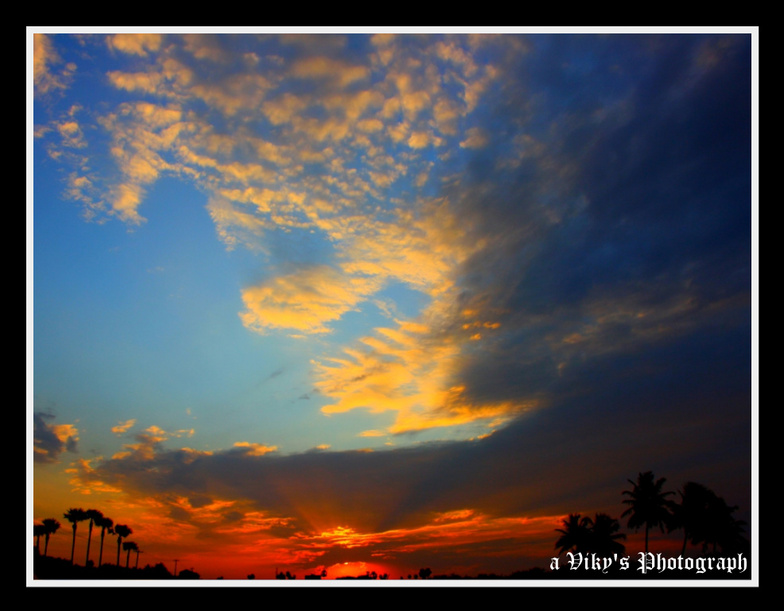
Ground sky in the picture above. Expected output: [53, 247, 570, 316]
[28, 28, 757, 583]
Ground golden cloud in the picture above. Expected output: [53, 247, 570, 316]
[239, 265, 382, 335]
[111, 419, 136, 435]
[40, 34, 529, 441]
[107, 70, 163, 95]
[290, 56, 369, 88]
[314, 304, 530, 435]
[107, 33, 163, 57]
[233, 441, 278, 456]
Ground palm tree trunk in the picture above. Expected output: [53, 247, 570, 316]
[98, 530, 105, 567]
[70, 524, 77, 564]
[44, 534, 50, 557]
[126, 548, 131, 568]
[644, 525, 649, 554]
[85, 521, 93, 566]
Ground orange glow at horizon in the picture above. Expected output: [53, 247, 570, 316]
[34, 473, 696, 581]
[323, 560, 396, 579]
[35, 472, 571, 579]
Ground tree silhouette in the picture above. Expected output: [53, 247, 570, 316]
[63, 508, 88, 565]
[668, 481, 749, 557]
[621, 471, 675, 554]
[95, 514, 114, 567]
[178, 567, 200, 579]
[114, 524, 132, 566]
[84, 509, 104, 567]
[554, 513, 593, 555]
[123, 540, 138, 568]
[669, 482, 715, 555]
[588, 513, 626, 556]
[34, 523, 46, 554]
[42, 518, 60, 558]
[699, 494, 748, 556]
[554, 513, 625, 556]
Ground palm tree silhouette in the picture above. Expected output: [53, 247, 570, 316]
[669, 481, 715, 555]
[123, 540, 138, 568]
[42, 518, 60, 557]
[34, 523, 45, 554]
[588, 513, 626, 556]
[555, 513, 626, 557]
[621, 471, 675, 554]
[95, 515, 114, 567]
[114, 524, 132, 566]
[554, 513, 594, 555]
[84, 508, 104, 567]
[63, 508, 88, 565]
[700, 494, 748, 556]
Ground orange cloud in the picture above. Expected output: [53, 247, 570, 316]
[239, 265, 382, 335]
[65, 457, 124, 495]
[107, 33, 163, 56]
[314, 307, 532, 435]
[286, 508, 563, 577]
[111, 419, 136, 435]
[232, 442, 278, 456]
[33, 34, 63, 94]
[41, 33, 536, 446]
[110, 424, 190, 460]
[290, 56, 369, 88]
[52, 423, 79, 444]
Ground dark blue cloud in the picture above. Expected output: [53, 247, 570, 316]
[33, 412, 78, 463]
[445, 32, 751, 389]
[430, 34, 753, 520]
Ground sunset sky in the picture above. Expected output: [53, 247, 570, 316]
[29, 28, 757, 583]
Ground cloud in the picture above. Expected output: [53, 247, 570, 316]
[34, 412, 79, 463]
[42, 33, 508, 231]
[313, 312, 533, 435]
[93, 101, 192, 224]
[107, 33, 163, 57]
[36, 34, 752, 561]
[56, 120, 86, 149]
[35, 32, 752, 415]
[239, 265, 383, 335]
[232, 441, 278, 456]
[292, 33, 753, 446]
[290, 56, 370, 88]
[419, 34, 753, 416]
[107, 70, 164, 95]
[111, 419, 136, 435]
[110, 425, 194, 461]
[73, 331, 751, 569]
[33, 34, 75, 95]
[459, 126, 488, 149]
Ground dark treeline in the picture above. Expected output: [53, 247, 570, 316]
[33, 554, 182, 580]
[31, 505, 194, 580]
[548, 471, 750, 579]
[553, 471, 749, 558]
